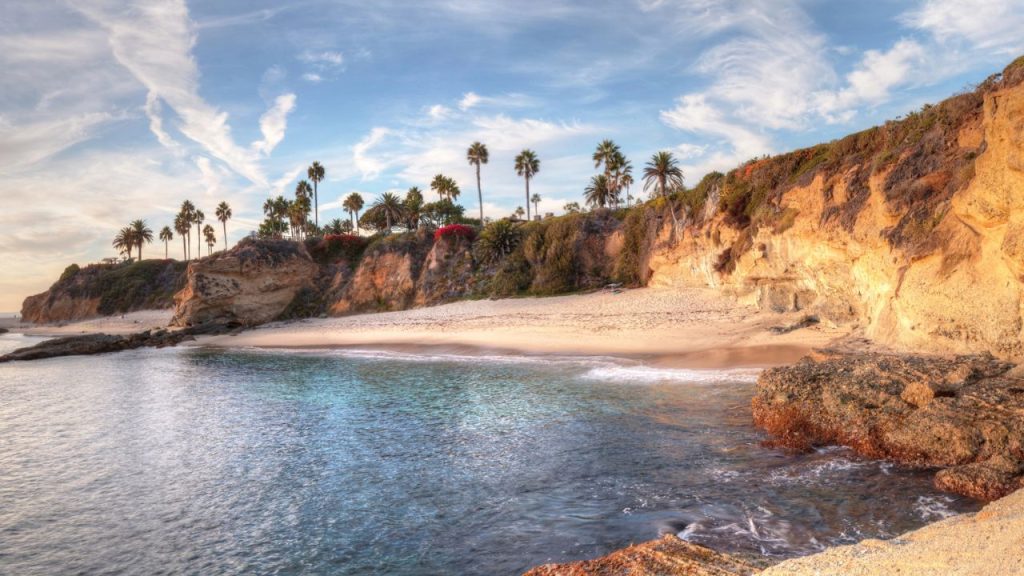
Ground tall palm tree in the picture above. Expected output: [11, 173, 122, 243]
[179, 200, 196, 260]
[295, 180, 312, 204]
[466, 141, 489, 222]
[431, 174, 449, 201]
[307, 161, 325, 229]
[643, 151, 685, 232]
[620, 160, 634, 208]
[193, 209, 205, 259]
[174, 213, 190, 259]
[404, 186, 424, 229]
[373, 192, 406, 231]
[112, 227, 135, 260]
[593, 139, 621, 175]
[159, 226, 173, 259]
[514, 206, 525, 220]
[584, 175, 614, 209]
[129, 219, 153, 261]
[343, 192, 365, 233]
[215, 201, 232, 252]
[203, 224, 216, 256]
[514, 149, 540, 221]
[531, 193, 541, 217]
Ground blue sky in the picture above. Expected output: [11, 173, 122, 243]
[1, 0, 1023, 309]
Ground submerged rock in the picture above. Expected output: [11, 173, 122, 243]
[753, 351, 1024, 500]
[0, 323, 235, 363]
[522, 535, 760, 576]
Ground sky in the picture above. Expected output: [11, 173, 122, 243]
[1, 0, 1023, 311]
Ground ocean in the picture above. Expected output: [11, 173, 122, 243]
[0, 337, 978, 575]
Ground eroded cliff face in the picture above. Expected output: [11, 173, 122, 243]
[21, 260, 186, 324]
[648, 60, 1024, 359]
[171, 240, 319, 327]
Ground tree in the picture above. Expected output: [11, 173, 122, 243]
[203, 224, 216, 256]
[193, 209, 205, 259]
[112, 226, 135, 260]
[295, 179, 312, 204]
[584, 174, 614, 209]
[372, 192, 406, 232]
[343, 192, 364, 233]
[404, 187, 424, 229]
[174, 213, 190, 259]
[129, 219, 153, 261]
[159, 226, 174, 259]
[179, 200, 196, 260]
[307, 161, 325, 229]
[325, 218, 351, 234]
[466, 141, 489, 222]
[563, 201, 582, 214]
[514, 149, 540, 221]
[531, 193, 541, 217]
[514, 206, 525, 220]
[643, 151, 685, 233]
[620, 160, 635, 207]
[215, 201, 232, 252]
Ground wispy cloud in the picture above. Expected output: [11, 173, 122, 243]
[253, 93, 297, 156]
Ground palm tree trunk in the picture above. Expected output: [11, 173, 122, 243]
[476, 165, 483, 223]
[165, 241, 168, 259]
[662, 175, 679, 242]
[182, 236, 187, 260]
[525, 178, 531, 221]
[195, 225, 201, 260]
[386, 212, 391, 232]
[137, 243, 142, 262]
[313, 182, 319, 229]
[222, 222, 227, 252]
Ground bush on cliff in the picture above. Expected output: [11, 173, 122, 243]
[434, 224, 475, 242]
[306, 234, 367, 265]
[614, 207, 651, 286]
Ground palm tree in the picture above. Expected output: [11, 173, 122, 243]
[466, 141, 489, 222]
[295, 179, 312, 204]
[129, 219, 153, 261]
[514, 149, 540, 221]
[514, 206, 525, 220]
[193, 209, 205, 259]
[531, 193, 541, 217]
[343, 192, 364, 233]
[404, 186, 424, 229]
[159, 226, 173, 259]
[593, 139, 621, 174]
[584, 175, 614, 209]
[373, 192, 406, 232]
[431, 174, 451, 201]
[643, 151, 685, 232]
[174, 213, 190, 259]
[620, 160, 635, 208]
[203, 224, 216, 256]
[307, 161, 325, 229]
[112, 226, 135, 261]
[215, 201, 232, 252]
[179, 200, 196, 260]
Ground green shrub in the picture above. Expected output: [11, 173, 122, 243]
[614, 208, 649, 286]
[59, 264, 80, 283]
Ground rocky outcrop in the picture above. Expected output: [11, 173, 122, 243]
[648, 58, 1024, 360]
[0, 324, 233, 363]
[413, 234, 477, 307]
[329, 230, 434, 314]
[753, 351, 1024, 500]
[522, 535, 760, 576]
[171, 239, 319, 327]
[21, 260, 186, 324]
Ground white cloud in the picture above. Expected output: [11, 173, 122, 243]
[302, 73, 323, 83]
[903, 0, 1024, 55]
[253, 93, 297, 156]
[458, 92, 482, 111]
[194, 155, 224, 197]
[814, 40, 927, 123]
[0, 112, 114, 174]
[675, 143, 708, 159]
[353, 127, 392, 180]
[69, 0, 269, 186]
[144, 91, 184, 155]
[427, 104, 452, 121]
[299, 50, 344, 67]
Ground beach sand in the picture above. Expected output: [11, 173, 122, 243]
[14, 310, 174, 336]
[198, 286, 848, 367]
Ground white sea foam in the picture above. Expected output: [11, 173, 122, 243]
[915, 495, 960, 521]
[580, 365, 761, 384]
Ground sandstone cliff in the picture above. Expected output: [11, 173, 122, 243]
[647, 57, 1024, 359]
[171, 239, 319, 327]
[21, 260, 186, 324]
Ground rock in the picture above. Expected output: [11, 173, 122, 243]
[768, 314, 819, 335]
[522, 535, 760, 576]
[172, 239, 319, 327]
[0, 327, 8, 334]
[0, 323, 234, 363]
[753, 351, 1024, 499]
[413, 234, 476, 307]
[329, 230, 433, 314]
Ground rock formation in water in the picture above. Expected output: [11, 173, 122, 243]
[522, 534, 760, 576]
[171, 239, 319, 327]
[753, 351, 1024, 500]
[21, 260, 186, 323]
[0, 323, 235, 363]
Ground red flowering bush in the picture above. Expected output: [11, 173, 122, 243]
[434, 224, 475, 242]
[307, 234, 368, 263]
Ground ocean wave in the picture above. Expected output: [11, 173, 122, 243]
[580, 365, 761, 383]
[915, 495, 960, 521]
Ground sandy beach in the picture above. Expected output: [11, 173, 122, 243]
[10, 310, 175, 337]
[195, 286, 849, 367]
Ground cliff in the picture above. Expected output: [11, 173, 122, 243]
[648, 57, 1024, 359]
[21, 260, 186, 323]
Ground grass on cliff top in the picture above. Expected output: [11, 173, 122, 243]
[55, 259, 187, 315]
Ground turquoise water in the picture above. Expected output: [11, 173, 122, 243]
[0, 337, 978, 575]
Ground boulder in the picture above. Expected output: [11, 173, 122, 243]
[522, 535, 759, 576]
[753, 351, 1024, 499]
[171, 239, 319, 327]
